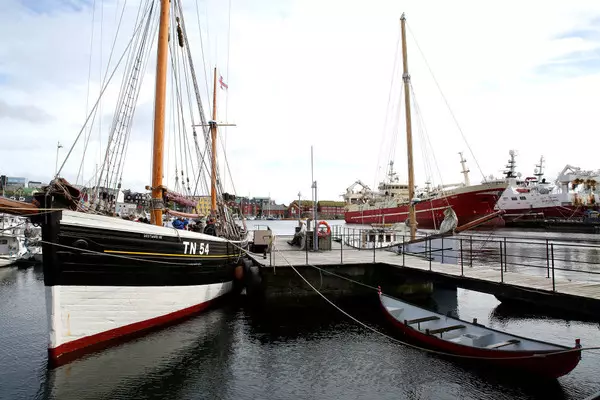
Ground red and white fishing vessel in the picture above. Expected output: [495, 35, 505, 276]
[495, 153, 600, 221]
[344, 158, 507, 229]
[379, 289, 582, 378]
[343, 15, 507, 230]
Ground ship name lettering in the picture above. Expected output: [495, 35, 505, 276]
[183, 241, 210, 255]
[143, 234, 162, 239]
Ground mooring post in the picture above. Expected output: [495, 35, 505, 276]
[500, 241, 504, 283]
[441, 236, 444, 264]
[551, 243, 556, 292]
[546, 239, 550, 278]
[460, 238, 464, 276]
[503, 237, 507, 272]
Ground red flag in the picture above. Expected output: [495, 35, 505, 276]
[219, 75, 228, 90]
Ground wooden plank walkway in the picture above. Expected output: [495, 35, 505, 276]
[249, 236, 600, 303]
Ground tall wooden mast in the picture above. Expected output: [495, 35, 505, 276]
[400, 13, 417, 240]
[150, 0, 170, 226]
[210, 67, 218, 214]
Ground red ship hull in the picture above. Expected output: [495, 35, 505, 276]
[344, 186, 505, 229]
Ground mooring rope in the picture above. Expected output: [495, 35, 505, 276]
[22, 232, 600, 361]
[220, 238, 600, 362]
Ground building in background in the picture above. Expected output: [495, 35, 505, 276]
[318, 201, 345, 219]
[195, 196, 211, 216]
[27, 181, 44, 189]
[288, 200, 315, 218]
[0, 176, 27, 191]
[264, 204, 287, 218]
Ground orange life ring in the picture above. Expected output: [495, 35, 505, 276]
[317, 220, 331, 237]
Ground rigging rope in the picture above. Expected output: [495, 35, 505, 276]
[409, 82, 451, 208]
[374, 27, 402, 189]
[56, 2, 155, 178]
[406, 22, 487, 183]
[77, 0, 98, 185]
[194, 0, 212, 113]
[220, 238, 599, 361]
[96, 0, 157, 212]
[223, 0, 232, 191]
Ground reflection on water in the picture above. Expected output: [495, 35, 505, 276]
[39, 307, 234, 400]
[1, 253, 600, 399]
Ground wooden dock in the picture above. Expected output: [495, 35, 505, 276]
[248, 236, 600, 317]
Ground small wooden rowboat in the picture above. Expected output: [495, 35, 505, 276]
[379, 290, 582, 378]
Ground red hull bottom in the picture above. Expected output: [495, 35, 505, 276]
[48, 295, 224, 366]
[345, 188, 502, 229]
[382, 310, 581, 379]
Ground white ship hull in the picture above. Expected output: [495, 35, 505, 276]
[47, 281, 233, 360]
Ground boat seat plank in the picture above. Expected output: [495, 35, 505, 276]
[426, 324, 465, 335]
[486, 339, 520, 349]
[406, 316, 440, 325]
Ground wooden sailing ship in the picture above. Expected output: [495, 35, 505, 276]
[0, 0, 253, 364]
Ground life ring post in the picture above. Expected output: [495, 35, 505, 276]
[317, 220, 331, 237]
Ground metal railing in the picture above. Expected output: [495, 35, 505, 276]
[266, 225, 600, 293]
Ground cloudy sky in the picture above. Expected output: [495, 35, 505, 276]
[1, 0, 600, 204]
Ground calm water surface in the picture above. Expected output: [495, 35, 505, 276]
[1, 221, 599, 399]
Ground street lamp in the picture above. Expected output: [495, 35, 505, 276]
[297, 191, 301, 222]
[55, 141, 63, 177]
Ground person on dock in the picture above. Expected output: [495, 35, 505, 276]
[288, 220, 307, 247]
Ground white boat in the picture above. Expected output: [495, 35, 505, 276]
[344, 224, 407, 249]
[496, 153, 600, 221]
[0, 234, 26, 267]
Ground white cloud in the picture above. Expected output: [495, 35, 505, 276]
[1, 0, 600, 205]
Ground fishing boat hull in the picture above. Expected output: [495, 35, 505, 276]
[345, 183, 507, 228]
[500, 205, 589, 222]
[34, 210, 246, 364]
[379, 292, 581, 378]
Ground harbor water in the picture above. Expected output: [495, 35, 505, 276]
[1, 221, 599, 399]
